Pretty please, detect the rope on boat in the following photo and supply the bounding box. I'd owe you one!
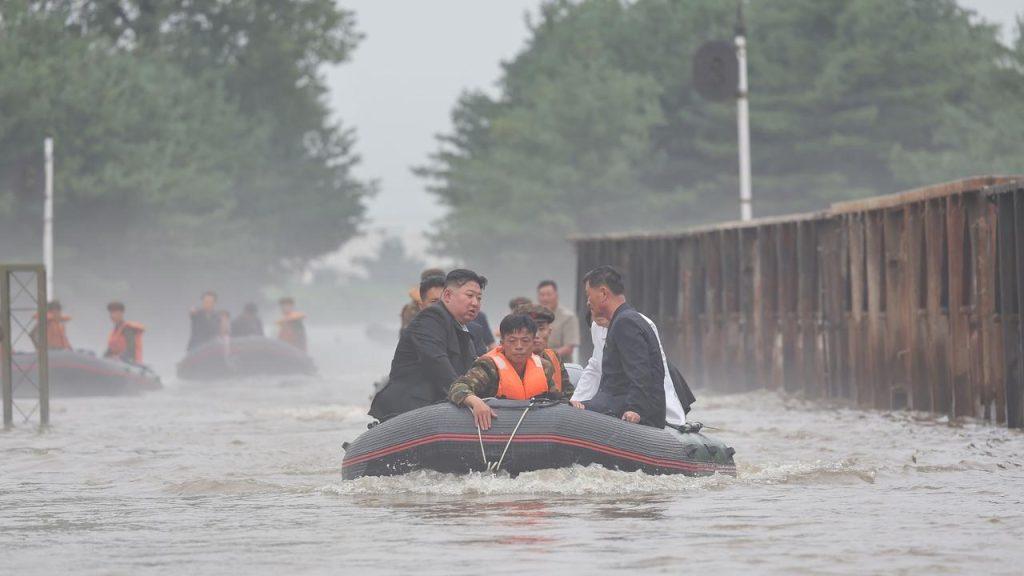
[493,404,532,473]
[472,398,534,474]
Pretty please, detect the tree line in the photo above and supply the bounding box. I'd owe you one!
[0,0,373,300]
[420,0,1024,277]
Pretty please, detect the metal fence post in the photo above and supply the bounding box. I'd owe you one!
[1,268,12,429]
[36,267,49,427]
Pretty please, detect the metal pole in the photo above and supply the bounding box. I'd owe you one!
[1,269,11,429]
[44,137,54,299]
[735,4,752,221]
[37,267,49,427]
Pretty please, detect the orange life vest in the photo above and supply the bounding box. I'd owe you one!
[485,347,549,400]
[36,312,72,350]
[106,321,145,364]
[543,348,563,392]
[277,311,307,351]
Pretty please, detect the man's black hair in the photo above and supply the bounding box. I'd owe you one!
[419,275,446,302]
[583,265,625,295]
[537,279,558,291]
[202,291,218,300]
[279,296,295,306]
[445,269,488,291]
[107,301,125,312]
[47,300,62,311]
[499,313,538,337]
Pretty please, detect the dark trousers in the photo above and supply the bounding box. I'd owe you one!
[585,391,626,418]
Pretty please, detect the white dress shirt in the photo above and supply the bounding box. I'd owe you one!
[571,314,686,426]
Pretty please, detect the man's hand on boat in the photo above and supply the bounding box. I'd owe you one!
[570,400,585,410]
[465,395,498,431]
[622,411,641,424]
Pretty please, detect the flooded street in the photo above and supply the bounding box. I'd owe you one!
[2,325,1023,575]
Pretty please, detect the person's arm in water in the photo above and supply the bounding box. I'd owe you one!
[449,358,501,430]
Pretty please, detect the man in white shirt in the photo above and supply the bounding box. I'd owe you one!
[571,312,687,427]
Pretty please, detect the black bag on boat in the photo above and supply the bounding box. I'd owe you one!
[667,360,696,415]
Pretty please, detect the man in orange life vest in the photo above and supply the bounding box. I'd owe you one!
[32,300,72,350]
[276,297,307,352]
[449,314,565,430]
[518,304,574,399]
[104,301,145,364]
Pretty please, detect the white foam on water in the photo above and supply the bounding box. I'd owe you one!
[248,404,369,422]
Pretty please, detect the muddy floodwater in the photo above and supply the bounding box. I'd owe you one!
[2,325,1023,575]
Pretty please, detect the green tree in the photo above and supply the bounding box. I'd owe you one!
[420,0,1024,279]
[0,0,373,302]
[0,1,263,287]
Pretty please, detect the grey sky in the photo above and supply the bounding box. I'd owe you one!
[326,0,1020,264]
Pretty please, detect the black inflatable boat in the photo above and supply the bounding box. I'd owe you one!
[342,398,736,479]
[13,349,162,397]
[176,335,316,380]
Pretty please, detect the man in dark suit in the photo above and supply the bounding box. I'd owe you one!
[573,265,666,428]
[369,269,488,421]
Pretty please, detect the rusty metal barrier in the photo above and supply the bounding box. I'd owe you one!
[573,176,1024,427]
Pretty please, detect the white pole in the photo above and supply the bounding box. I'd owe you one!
[44,137,54,299]
[735,5,752,221]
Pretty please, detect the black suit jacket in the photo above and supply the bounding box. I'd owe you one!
[369,302,477,420]
[598,303,666,428]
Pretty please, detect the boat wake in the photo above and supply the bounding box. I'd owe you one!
[320,456,877,497]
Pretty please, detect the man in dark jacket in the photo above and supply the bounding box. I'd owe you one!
[369,269,488,421]
[231,302,264,338]
[187,291,222,351]
[467,310,495,356]
[573,265,666,428]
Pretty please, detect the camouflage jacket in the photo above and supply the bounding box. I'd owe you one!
[449,353,567,405]
[542,349,575,399]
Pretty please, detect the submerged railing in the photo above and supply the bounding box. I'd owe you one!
[573,176,1024,427]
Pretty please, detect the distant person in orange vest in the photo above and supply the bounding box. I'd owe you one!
[518,304,574,398]
[276,297,307,351]
[401,268,446,332]
[31,300,72,351]
[104,301,145,364]
[448,314,564,430]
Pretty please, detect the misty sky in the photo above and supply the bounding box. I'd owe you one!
[326,0,1021,265]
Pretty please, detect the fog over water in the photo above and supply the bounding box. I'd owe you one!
[2,324,1023,574]
[2,2,1024,574]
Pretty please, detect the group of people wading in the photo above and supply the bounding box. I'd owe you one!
[186,291,307,352]
[370,266,694,431]
[33,300,146,365]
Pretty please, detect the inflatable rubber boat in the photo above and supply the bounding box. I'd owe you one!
[342,398,736,479]
[13,349,162,397]
[176,335,316,380]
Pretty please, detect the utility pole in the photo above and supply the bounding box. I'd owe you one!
[44,137,54,298]
[735,3,752,221]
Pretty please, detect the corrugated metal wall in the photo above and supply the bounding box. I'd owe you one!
[574,177,1024,426]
